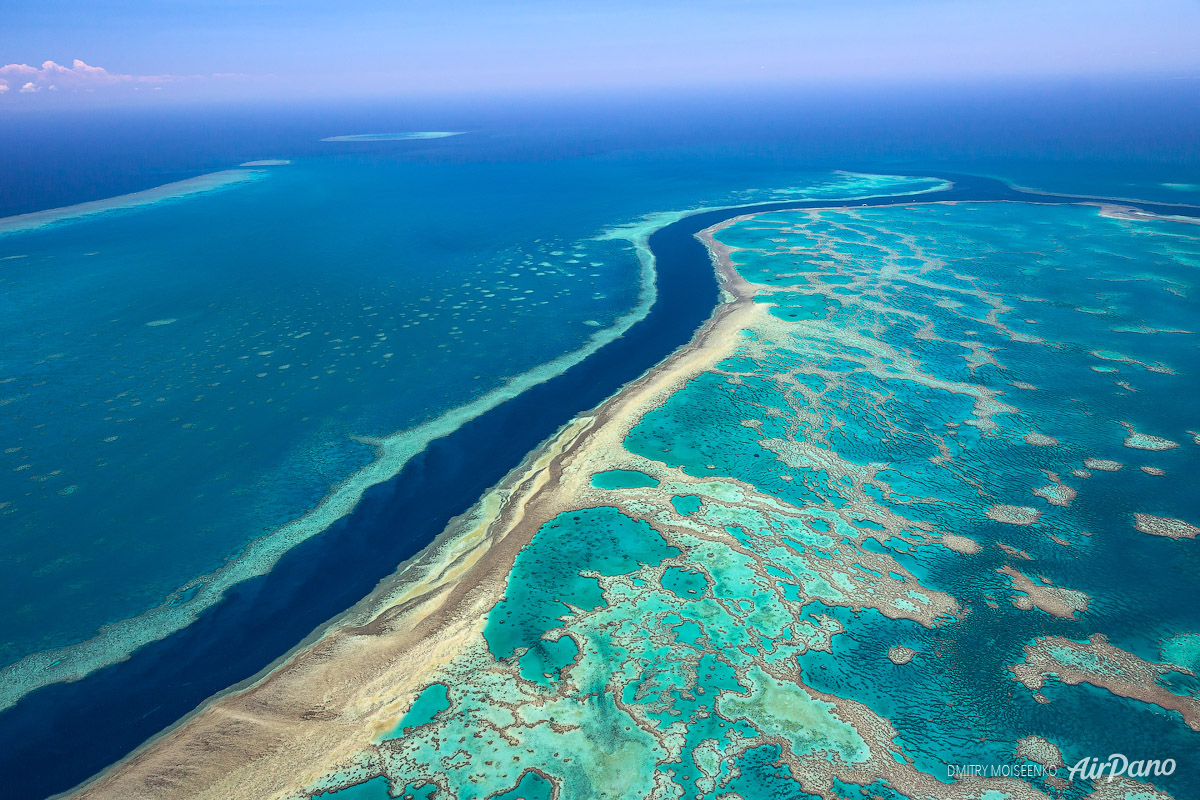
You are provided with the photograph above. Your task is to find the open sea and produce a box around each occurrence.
[1,80,1199,797]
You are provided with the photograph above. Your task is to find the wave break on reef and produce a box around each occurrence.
[0,173,949,715]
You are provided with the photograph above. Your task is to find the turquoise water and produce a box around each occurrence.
[590,469,659,489]
[319,776,393,800]
[0,144,945,710]
[384,683,450,740]
[669,494,703,516]
[318,198,1200,799]
[4,95,1200,798]
[483,506,679,684]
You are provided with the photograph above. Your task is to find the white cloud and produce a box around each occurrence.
[0,80,8,93]
[0,59,181,95]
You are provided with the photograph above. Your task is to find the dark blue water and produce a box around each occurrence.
[3,79,1199,218]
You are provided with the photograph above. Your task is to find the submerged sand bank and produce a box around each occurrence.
[320,132,464,142]
[0,170,265,237]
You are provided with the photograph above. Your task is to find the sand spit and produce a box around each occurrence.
[0,170,265,237]
[69,412,598,800]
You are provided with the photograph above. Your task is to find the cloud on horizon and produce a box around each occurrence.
[0,59,198,96]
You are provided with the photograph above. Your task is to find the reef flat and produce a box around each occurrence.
[0,169,265,236]
[71,195,1200,800]
[320,132,464,142]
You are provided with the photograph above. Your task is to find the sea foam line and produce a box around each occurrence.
[0,172,951,711]
[0,169,267,237]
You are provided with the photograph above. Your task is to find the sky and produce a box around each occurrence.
[2,0,1199,103]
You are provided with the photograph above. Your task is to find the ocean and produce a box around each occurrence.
[1,80,1199,797]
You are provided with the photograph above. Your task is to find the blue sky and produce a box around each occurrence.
[3,0,1199,102]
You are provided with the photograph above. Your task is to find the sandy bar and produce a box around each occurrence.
[0,170,264,237]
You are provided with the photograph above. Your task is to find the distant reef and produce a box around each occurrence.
[319,131,464,142]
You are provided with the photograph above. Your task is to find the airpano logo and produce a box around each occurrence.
[1066,754,1176,783]
[947,753,1176,783]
